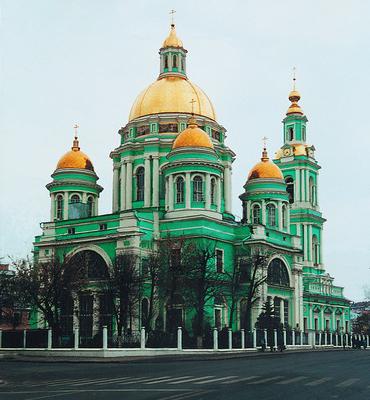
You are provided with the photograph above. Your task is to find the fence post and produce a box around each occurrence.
[0,330,2,348]
[23,330,27,349]
[324,332,328,346]
[264,329,267,348]
[213,328,218,351]
[177,327,182,351]
[367,335,369,348]
[318,331,322,346]
[300,330,303,346]
[74,328,79,350]
[103,326,108,350]
[228,329,232,350]
[292,329,295,346]
[330,332,333,345]
[335,333,338,346]
[47,329,52,350]
[241,329,245,349]
[140,327,146,350]
[283,329,287,347]
[253,329,257,348]
[273,329,277,349]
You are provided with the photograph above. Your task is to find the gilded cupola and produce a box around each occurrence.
[56,135,94,171]
[248,147,283,181]
[172,117,214,150]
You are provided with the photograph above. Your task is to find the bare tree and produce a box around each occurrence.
[103,252,143,344]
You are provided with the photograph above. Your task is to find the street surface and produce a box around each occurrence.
[0,350,369,399]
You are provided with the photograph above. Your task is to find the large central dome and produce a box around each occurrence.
[129,76,216,122]
[128,25,216,122]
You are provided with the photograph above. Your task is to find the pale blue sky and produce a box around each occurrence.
[0,0,369,301]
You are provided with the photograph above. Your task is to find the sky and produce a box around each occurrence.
[0,0,369,301]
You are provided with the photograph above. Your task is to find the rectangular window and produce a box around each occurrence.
[303,317,308,331]
[314,318,318,331]
[215,249,223,273]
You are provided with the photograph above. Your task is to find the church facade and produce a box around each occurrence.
[34,24,351,336]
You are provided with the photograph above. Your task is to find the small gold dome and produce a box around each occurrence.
[248,148,283,180]
[56,137,94,171]
[172,119,213,149]
[162,24,183,48]
[287,89,303,115]
[129,76,216,121]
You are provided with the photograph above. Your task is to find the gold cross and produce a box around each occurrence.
[262,136,268,148]
[293,66,296,90]
[170,9,176,25]
[190,98,196,114]
[73,123,79,139]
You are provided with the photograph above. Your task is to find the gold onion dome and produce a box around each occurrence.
[172,118,214,149]
[162,24,183,48]
[56,136,94,171]
[248,148,283,180]
[286,89,303,115]
[129,76,216,121]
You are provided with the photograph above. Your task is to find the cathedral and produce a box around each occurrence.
[34,23,351,337]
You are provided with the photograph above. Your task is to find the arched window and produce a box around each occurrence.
[87,196,94,217]
[285,177,294,204]
[67,250,108,281]
[252,204,261,224]
[136,167,145,201]
[56,194,64,220]
[71,194,80,203]
[267,204,276,227]
[288,127,294,141]
[176,177,184,204]
[164,55,168,69]
[210,178,216,205]
[312,235,319,265]
[309,177,315,205]
[173,54,177,68]
[282,204,288,229]
[193,176,204,202]
[267,258,290,287]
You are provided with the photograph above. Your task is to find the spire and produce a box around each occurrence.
[72,123,80,151]
[286,68,304,116]
[261,137,269,161]
[162,11,183,49]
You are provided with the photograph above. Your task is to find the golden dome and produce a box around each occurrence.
[56,137,94,171]
[286,89,303,115]
[172,118,213,149]
[129,76,216,122]
[248,148,283,180]
[162,24,183,48]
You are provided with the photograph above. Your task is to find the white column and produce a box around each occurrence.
[319,229,323,265]
[177,327,182,350]
[332,310,336,332]
[246,201,251,223]
[63,191,69,220]
[295,169,300,202]
[74,328,79,349]
[141,327,146,349]
[280,298,285,324]
[126,161,133,209]
[241,329,245,349]
[300,169,305,202]
[261,199,266,225]
[278,200,283,231]
[50,193,55,221]
[165,177,169,210]
[185,172,191,209]
[292,329,296,346]
[103,326,108,350]
[341,310,345,331]
[305,169,310,202]
[205,173,211,210]
[308,224,312,262]
[112,165,119,212]
[303,224,308,261]
[217,177,222,212]
[283,330,287,346]
[224,165,232,213]
[228,328,232,350]
[287,205,291,233]
[213,328,218,350]
[95,197,99,215]
[168,174,174,211]
[144,157,151,207]
[274,329,278,348]
[82,192,87,203]
[120,163,126,210]
[152,157,159,207]
[320,308,324,331]
[47,329,52,349]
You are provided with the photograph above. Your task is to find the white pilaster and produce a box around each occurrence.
[303,224,308,261]
[168,174,174,211]
[295,169,300,202]
[120,162,126,210]
[63,191,69,220]
[319,229,323,265]
[152,157,159,207]
[246,201,251,223]
[280,298,285,324]
[261,199,266,225]
[50,193,55,221]
[224,165,232,213]
[278,200,283,231]
[305,169,310,202]
[185,172,191,209]
[308,224,312,262]
[144,157,151,207]
[287,204,291,234]
[205,173,211,210]
[300,169,305,202]
[217,177,222,212]
[112,165,119,212]
[126,161,133,209]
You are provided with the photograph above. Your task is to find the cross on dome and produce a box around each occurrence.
[72,123,80,151]
[169,9,176,26]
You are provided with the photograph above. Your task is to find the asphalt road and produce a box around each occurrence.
[0,350,369,400]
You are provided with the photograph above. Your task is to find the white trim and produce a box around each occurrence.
[65,244,112,268]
